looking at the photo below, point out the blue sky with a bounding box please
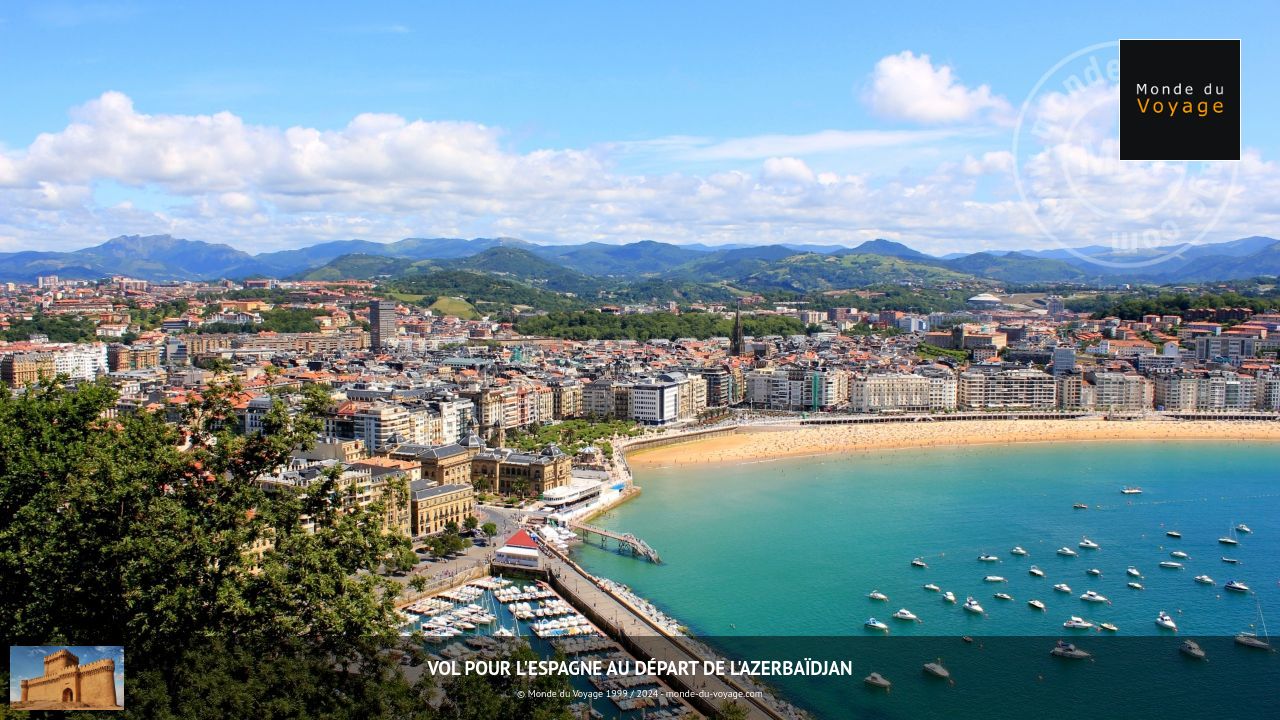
[8,645,125,704]
[0,1,1277,254]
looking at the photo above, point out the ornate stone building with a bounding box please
[17,649,119,709]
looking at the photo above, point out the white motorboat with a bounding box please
[1050,640,1092,659]
[868,590,889,601]
[1235,523,1252,534]
[1155,611,1178,631]
[1159,561,1183,569]
[1073,503,1089,509]
[1086,568,1102,577]
[1219,536,1239,546]
[1029,565,1046,577]
[1194,575,1215,585]
[892,608,920,622]
[923,583,940,592]
[943,591,957,604]
[1180,640,1206,659]
[1166,530,1181,538]
[1126,566,1142,577]
[864,672,892,689]
[1063,616,1093,629]
[1011,546,1028,556]
[1099,622,1118,632]
[1128,582,1144,590]
[1078,537,1100,550]
[994,592,1013,600]
[864,617,890,632]
[1221,557,1240,564]
[963,596,984,614]
[1121,486,1143,494]
[911,557,928,568]
[1079,590,1109,603]
[923,661,950,679]
[978,554,1000,562]
[983,575,1007,583]
[1053,583,1072,593]
[1224,580,1250,593]
[1028,599,1046,611]
[1170,551,1189,559]
[1057,547,1078,557]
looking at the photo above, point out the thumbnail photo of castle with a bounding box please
[9,646,124,711]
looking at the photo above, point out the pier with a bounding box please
[568,520,662,563]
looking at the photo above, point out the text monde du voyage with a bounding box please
[1134,82,1228,118]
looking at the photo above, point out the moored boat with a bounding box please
[1099,622,1118,632]
[864,672,892,689]
[1057,547,1078,557]
[923,661,950,679]
[864,617,890,632]
[1028,599,1046,611]
[1180,640,1206,660]
[1053,583,1072,593]
[1050,640,1091,659]
[1221,557,1240,564]
[994,592,1013,601]
[1159,561,1183,569]
[911,557,928,568]
[962,596,984,614]
[1170,550,1189,559]
[1128,582,1144,590]
[983,575,1007,583]
[868,590,889,601]
[1166,530,1181,538]
[943,591,957,604]
[1235,523,1252,534]
[1078,537,1099,550]
[1086,568,1102,577]
[1029,565,1046,577]
[1194,575,1214,585]
[1079,590,1108,603]
[923,583,940,592]
[892,608,920,622]
[978,554,1000,562]
[1224,580,1250,593]
[1121,486,1143,494]
[1063,616,1093,629]
[1127,566,1142,577]
[1155,611,1178,632]
[1011,546,1028,556]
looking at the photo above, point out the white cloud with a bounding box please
[865,51,1012,125]
[0,90,1275,256]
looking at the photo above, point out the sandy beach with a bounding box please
[625,419,1280,468]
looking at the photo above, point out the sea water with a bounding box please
[574,441,1280,719]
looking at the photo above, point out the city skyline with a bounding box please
[1,2,1278,256]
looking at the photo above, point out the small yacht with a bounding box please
[864,617,890,632]
[963,596,984,614]
[1166,530,1181,538]
[1099,622,1118,632]
[978,554,1000,562]
[1180,640,1207,660]
[983,575,1007,583]
[1029,565,1046,577]
[1235,632,1272,650]
[1224,580,1250,593]
[1057,547,1078,557]
[868,590,889,602]
[1194,575,1215,585]
[1170,550,1189,559]
[1011,546,1029,556]
[1050,640,1091,659]
[1218,536,1239,546]
[1086,568,1102,577]
[1126,566,1142,577]
[1128,582,1144,590]
[1079,590,1109,603]
[911,557,928,568]
[1063,616,1093,629]
[1073,503,1089,509]
[1155,611,1178,631]
[1053,583,1072,593]
[943,591,957,604]
[892,608,919,622]
[923,661,950,679]
[1159,561,1183,569]
[863,672,892,689]
[1028,599,1046,611]
[1221,557,1240,564]
[1078,537,1100,550]
[923,583,941,592]
[1235,523,1252,534]
[1121,486,1143,494]
[994,592,1013,601]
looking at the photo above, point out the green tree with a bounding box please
[463,515,479,532]
[481,522,498,540]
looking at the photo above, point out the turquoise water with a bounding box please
[574,441,1280,718]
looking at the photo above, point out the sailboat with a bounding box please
[1235,599,1273,650]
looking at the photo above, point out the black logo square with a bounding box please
[1120,39,1239,161]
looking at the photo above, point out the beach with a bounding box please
[625,419,1280,468]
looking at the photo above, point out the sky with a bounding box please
[1,1,1278,255]
[8,645,125,704]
